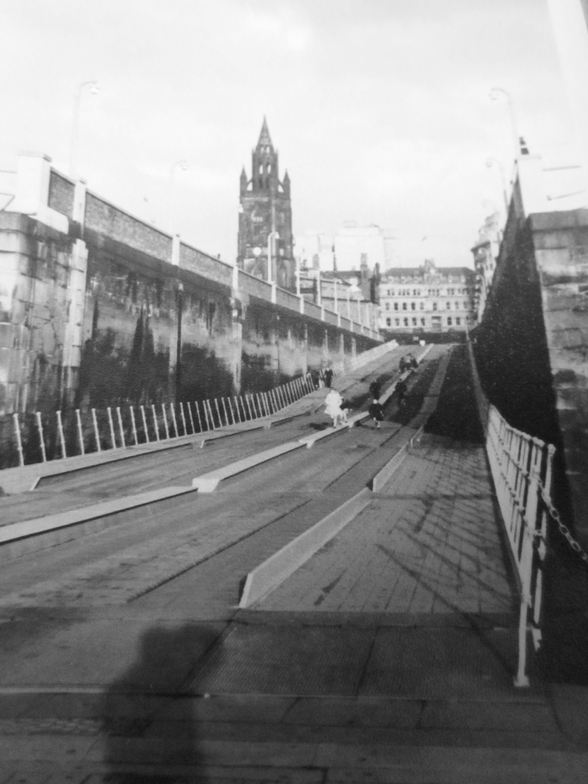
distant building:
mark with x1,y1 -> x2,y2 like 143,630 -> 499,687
471,213 -> 502,323
379,260 -> 476,334
237,118 -> 295,291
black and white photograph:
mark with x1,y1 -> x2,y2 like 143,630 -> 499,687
0,1 -> 587,781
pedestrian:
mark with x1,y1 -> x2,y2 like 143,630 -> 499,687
396,379 -> 408,406
324,388 -> 344,427
368,398 -> 384,428
409,353 -> 418,369
324,366 -> 334,388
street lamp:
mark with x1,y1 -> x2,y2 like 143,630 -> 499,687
169,160 -> 189,235
489,87 -> 520,160
70,80 -> 99,180
486,156 -> 510,214
267,231 -> 279,283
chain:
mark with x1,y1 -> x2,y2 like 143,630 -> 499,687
539,484 -> 588,566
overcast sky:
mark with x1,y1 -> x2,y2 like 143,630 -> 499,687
0,0 -> 577,267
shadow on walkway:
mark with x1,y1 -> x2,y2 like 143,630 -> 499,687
100,623 -> 221,782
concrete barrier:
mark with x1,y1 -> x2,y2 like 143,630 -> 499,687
0,485 -> 196,547
239,487 -> 372,608
192,441 -> 305,492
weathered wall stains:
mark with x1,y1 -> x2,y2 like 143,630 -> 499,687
474,206 -> 588,537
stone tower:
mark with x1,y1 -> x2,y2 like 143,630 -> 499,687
237,118 -> 295,291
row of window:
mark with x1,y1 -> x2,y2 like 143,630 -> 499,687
383,287 -> 473,297
384,301 -> 470,312
384,316 -> 464,328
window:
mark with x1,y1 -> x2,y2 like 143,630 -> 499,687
394,302 -> 399,311
456,317 -> 461,326
395,318 -> 400,326
402,302 -> 407,310
421,318 -> 426,326
412,317 -> 417,326
403,317 -> 409,326
447,317 -> 452,326
433,302 -> 438,311
446,302 -> 451,310
455,302 -> 460,310
411,302 -> 416,310
385,302 -> 390,310
387,289 -> 392,296
386,317 -> 391,326
413,289 -> 419,296
419,302 -> 424,310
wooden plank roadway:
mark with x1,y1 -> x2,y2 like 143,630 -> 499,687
259,435 -> 515,617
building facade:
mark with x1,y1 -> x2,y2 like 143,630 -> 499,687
471,213 -> 501,323
237,118 -> 295,291
378,260 -> 476,334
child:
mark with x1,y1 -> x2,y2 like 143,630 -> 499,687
324,388 -> 344,427
368,398 -> 384,428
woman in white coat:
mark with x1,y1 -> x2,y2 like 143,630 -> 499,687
324,388 -> 344,427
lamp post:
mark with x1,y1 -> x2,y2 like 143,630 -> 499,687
489,87 -> 520,160
486,156 -> 510,214
70,80 -> 99,180
169,160 -> 188,235
267,231 -> 279,283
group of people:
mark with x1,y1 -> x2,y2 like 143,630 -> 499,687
399,353 -> 418,373
322,368 -> 409,430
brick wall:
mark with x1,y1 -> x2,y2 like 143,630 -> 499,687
85,193 -> 173,262
48,170 -> 74,218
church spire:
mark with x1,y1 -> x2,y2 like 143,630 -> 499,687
256,116 -> 273,150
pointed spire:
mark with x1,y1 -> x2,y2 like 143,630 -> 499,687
256,116 -> 273,149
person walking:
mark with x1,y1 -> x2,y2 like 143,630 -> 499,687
324,366 -> 334,388
324,388 -> 344,427
368,398 -> 385,428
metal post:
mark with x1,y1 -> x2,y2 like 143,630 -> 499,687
57,410 -> 67,458
221,397 -> 229,426
75,409 -> 85,456
92,408 -> 101,451
13,413 -> 25,467
151,405 -> 160,441
130,406 -> 139,446
36,411 -> 47,462
116,407 -> 126,448
233,396 -> 242,423
161,403 -> 170,440
107,407 -> 116,449
140,405 -> 150,443
179,402 -> 188,435
206,400 -> 215,430
245,395 -> 253,420
227,397 -> 236,425
186,401 -> 195,434
214,398 -> 222,427
194,401 -> 204,432
170,403 -> 179,438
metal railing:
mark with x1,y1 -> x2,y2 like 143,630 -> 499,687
6,373 -> 315,469
485,403 -> 555,687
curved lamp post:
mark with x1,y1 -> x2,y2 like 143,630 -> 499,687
70,80 -> 99,179
489,87 -> 520,160
267,230 -> 279,283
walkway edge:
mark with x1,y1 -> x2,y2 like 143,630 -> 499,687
239,487 -> 372,608
192,441 -> 306,492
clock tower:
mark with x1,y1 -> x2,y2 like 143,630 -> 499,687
237,118 -> 295,291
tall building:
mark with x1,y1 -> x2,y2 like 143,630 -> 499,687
379,260 -> 476,334
237,118 -> 295,291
